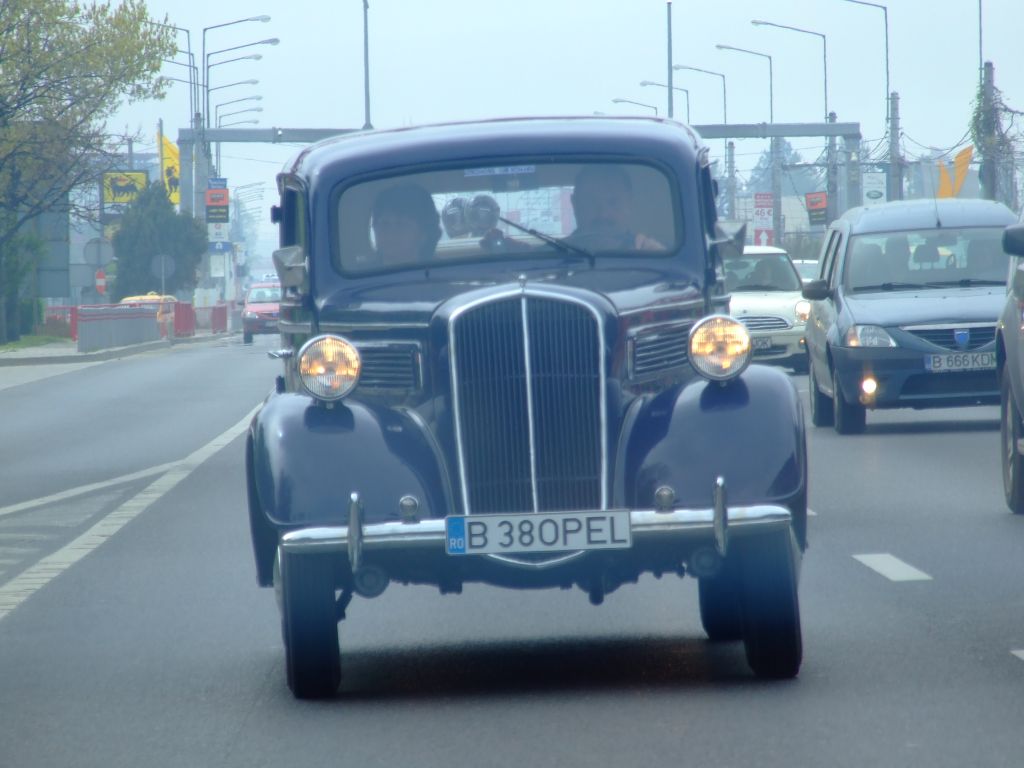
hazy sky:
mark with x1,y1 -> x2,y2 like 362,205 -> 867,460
112,0 -> 1023,257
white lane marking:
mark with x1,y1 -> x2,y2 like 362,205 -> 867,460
0,462 -> 179,519
1011,650 -> 1024,662
0,406 -> 258,622
853,553 -> 933,582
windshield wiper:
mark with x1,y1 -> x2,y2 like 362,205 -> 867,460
498,216 -> 596,267
733,284 -> 786,292
852,281 -> 928,292
922,278 -> 1006,288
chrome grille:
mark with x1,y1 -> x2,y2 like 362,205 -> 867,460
739,315 -> 791,331
632,324 -> 690,377
452,294 -> 603,515
903,325 -> 996,351
357,344 -> 420,390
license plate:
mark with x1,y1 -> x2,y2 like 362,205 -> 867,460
445,510 -> 632,556
924,351 -> 996,372
753,336 -> 773,351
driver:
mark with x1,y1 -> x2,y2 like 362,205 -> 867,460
370,184 -> 442,265
566,165 -> 663,251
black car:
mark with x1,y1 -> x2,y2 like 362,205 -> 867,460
803,198 -> 1016,434
996,218 -> 1024,513
246,117 -> 808,698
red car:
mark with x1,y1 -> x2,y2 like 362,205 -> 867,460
242,282 -> 280,343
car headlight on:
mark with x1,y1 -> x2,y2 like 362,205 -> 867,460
843,325 -> 897,348
297,335 -> 361,400
794,300 -> 811,323
243,310 -> 257,320
689,315 -> 752,381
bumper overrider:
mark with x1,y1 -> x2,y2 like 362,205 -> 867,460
278,481 -> 794,599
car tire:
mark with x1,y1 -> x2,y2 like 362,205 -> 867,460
280,551 -> 341,699
1001,369 -> 1024,514
698,563 -> 744,642
808,358 -> 834,427
832,367 -> 865,434
243,330 -> 253,344
739,530 -> 802,679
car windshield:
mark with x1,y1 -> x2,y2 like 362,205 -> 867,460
246,286 -> 280,303
335,161 -> 679,273
845,227 -> 1009,291
723,251 -> 802,292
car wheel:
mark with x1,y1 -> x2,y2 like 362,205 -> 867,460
832,367 -> 866,434
698,562 -> 743,642
739,530 -> 802,679
280,551 -> 341,699
243,330 -> 253,344
807,358 -> 834,427
1001,369 -> 1024,514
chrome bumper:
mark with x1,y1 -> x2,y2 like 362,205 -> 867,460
279,501 -> 792,560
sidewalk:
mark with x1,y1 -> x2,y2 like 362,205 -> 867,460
0,331 -> 232,367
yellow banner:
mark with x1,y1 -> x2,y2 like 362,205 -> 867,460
102,171 -> 148,204
161,135 -> 181,205
952,146 -> 973,196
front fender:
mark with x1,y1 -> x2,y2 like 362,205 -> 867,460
249,393 -> 451,528
622,364 -> 806,510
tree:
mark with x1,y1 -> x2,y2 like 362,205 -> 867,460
745,139 -> 824,197
0,0 -> 175,340
112,182 -> 205,300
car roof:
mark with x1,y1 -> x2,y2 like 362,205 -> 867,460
280,116 -> 705,187
840,198 -> 1016,234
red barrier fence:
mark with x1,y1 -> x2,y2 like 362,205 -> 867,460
45,300 -> 199,340
210,303 -> 228,334
173,302 -> 196,337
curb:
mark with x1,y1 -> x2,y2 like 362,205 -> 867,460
0,332 -> 234,367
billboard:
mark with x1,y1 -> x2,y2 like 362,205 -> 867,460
102,171 -> 148,204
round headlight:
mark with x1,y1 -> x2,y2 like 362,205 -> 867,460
794,300 -> 811,323
689,315 -> 752,381
297,335 -> 361,400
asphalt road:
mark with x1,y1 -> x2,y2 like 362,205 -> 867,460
2,341 -> 1023,767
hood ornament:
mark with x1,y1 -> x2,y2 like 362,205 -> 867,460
518,273 -> 528,290
954,328 -> 971,349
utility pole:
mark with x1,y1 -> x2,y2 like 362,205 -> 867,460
771,136 -> 783,243
826,111 -> 837,222
979,61 -> 997,201
726,141 -> 736,220
666,1 -> 674,119
888,92 -> 902,201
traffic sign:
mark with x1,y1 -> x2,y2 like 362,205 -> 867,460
95,269 -> 106,295
753,228 -> 774,247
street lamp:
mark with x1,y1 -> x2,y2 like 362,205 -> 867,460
640,81 -> 690,122
674,65 -> 727,124
840,0 -> 889,121
205,39 -> 278,123
716,44 -> 773,123
208,78 -> 259,97
611,98 -> 658,116
752,20 -> 827,121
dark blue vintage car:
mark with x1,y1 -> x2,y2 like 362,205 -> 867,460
246,117 -> 807,698
803,198 -> 1016,434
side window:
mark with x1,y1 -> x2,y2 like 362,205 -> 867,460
825,233 -> 844,288
279,187 -> 308,249
818,230 -> 838,282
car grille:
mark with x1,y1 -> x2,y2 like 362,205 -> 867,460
632,324 -> 691,377
451,295 -> 603,515
739,315 -> 791,331
357,345 -> 420,390
903,325 -> 996,351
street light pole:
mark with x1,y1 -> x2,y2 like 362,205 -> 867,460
673,65 -> 726,124
611,98 -> 658,116
666,0 -> 673,119
639,81 -> 689,122
716,44 -> 773,123
841,0 -> 889,121
363,1 -> 373,130
751,20 -> 827,121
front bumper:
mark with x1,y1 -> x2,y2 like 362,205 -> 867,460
832,345 -> 998,409
750,326 -> 806,365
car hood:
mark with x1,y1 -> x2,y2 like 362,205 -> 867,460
842,286 -> 1005,327
245,302 -> 279,313
729,291 -> 804,318
317,266 -> 703,326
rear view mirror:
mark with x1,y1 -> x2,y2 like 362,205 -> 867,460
1004,223 -> 1024,257
802,279 -> 832,301
273,245 -> 308,290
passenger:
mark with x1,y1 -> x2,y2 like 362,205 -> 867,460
370,184 -> 442,265
566,165 -> 663,251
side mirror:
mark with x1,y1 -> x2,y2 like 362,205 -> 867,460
1004,223 -> 1024,257
273,245 -> 308,290
802,279 -> 832,301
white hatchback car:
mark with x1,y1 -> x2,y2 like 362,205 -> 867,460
724,245 -> 810,372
